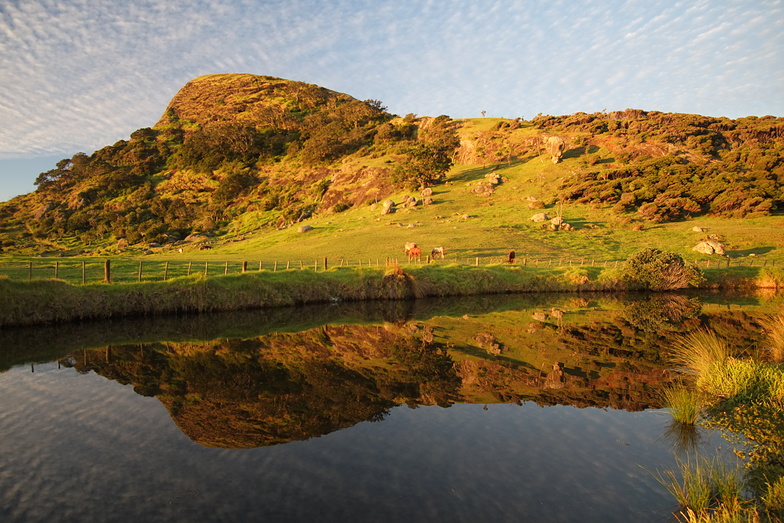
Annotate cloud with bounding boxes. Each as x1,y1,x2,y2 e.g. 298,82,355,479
0,0,782,161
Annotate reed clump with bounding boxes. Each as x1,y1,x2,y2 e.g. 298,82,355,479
660,383,705,425
661,326,784,522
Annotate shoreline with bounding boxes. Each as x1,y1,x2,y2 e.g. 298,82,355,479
1,265,781,328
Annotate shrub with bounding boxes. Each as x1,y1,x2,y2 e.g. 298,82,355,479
622,248,704,290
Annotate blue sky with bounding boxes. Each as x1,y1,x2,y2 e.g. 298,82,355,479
1,0,782,202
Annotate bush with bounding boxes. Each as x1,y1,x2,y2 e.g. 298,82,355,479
622,248,704,290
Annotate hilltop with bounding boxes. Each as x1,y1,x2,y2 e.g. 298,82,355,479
0,73,782,263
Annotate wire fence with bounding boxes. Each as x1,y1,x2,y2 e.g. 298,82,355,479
0,254,776,285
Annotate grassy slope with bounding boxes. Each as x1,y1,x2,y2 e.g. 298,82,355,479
1,118,782,267
184,119,784,264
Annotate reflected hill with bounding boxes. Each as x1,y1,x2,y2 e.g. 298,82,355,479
57,293,773,449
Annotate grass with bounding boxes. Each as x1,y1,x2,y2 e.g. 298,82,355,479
670,329,735,377
661,383,705,424
655,454,746,516
659,320,784,522
762,315,784,363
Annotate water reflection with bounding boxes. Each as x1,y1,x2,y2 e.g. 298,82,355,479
0,292,779,522
17,292,773,449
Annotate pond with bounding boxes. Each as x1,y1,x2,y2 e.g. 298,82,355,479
0,292,779,522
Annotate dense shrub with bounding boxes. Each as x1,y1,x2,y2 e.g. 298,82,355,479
622,248,704,291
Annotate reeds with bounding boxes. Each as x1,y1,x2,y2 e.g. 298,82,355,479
761,314,784,364
654,454,747,518
670,329,733,376
660,383,705,425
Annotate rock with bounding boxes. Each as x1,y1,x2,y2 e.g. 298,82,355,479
550,216,565,226
298,225,313,233
381,199,395,215
532,312,548,322
485,172,502,185
693,240,725,255
421,187,433,197
527,199,546,209
117,238,128,250
692,226,705,232
472,183,494,197
184,233,210,243
530,213,549,222
545,136,565,164
423,197,433,205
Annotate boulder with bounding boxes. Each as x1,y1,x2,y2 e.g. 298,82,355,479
485,172,502,185
298,225,313,233
420,187,433,197
530,213,549,222
693,240,725,255
692,226,705,232
544,136,565,164
472,183,494,197
184,233,210,243
381,199,395,215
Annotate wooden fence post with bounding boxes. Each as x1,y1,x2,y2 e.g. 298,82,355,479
274,261,278,272
224,261,229,275
138,260,143,282
82,261,86,284
188,262,192,276
286,261,290,270
475,257,479,266
54,261,59,279
300,260,304,270
28,261,32,281
204,261,209,276
323,257,328,271
241,261,247,273
164,261,169,281
104,259,111,283
314,259,318,271
259,260,262,271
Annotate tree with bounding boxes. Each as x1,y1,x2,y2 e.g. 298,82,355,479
393,115,459,189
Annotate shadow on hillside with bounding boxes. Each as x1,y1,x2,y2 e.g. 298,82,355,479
448,158,532,184
730,246,776,257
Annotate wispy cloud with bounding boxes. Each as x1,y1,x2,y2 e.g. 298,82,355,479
0,0,782,162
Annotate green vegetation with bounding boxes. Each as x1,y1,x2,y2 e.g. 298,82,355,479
659,319,784,522
0,252,716,327
621,248,704,290
0,74,782,270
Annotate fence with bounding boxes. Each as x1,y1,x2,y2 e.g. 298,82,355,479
0,255,777,285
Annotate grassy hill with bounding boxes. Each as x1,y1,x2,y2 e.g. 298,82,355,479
1,74,782,265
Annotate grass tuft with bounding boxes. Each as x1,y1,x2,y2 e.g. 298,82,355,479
660,383,705,424
761,314,784,364
671,329,734,376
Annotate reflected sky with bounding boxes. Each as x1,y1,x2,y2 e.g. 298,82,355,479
0,362,729,523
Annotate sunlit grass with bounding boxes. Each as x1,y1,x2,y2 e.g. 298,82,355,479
761,314,784,364
660,383,705,424
671,329,734,376
655,454,746,516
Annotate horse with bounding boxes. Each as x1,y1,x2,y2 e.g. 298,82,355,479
404,242,418,256
408,247,422,262
431,247,446,260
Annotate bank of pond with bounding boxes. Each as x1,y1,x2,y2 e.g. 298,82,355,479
0,292,782,521
1,247,783,328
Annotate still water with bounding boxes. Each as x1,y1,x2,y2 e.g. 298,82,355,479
0,293,776,522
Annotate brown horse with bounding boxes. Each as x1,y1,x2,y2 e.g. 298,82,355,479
408,247,422,262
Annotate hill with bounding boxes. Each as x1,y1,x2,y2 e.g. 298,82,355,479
0,73,783,263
